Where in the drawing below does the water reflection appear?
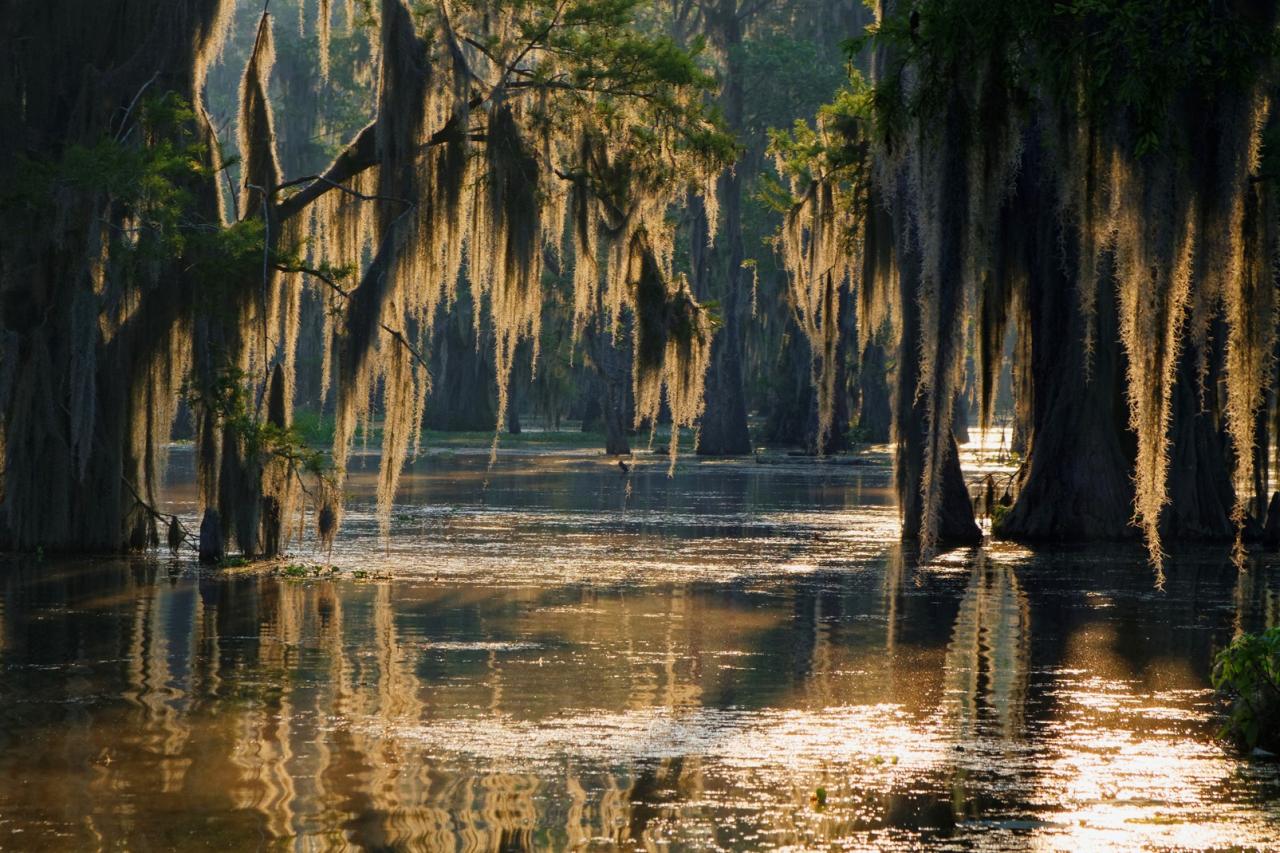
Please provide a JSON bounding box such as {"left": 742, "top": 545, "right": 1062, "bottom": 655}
{"left": 1, "top": 453, "right": 1279, "bottom": 849}
{"left": 944, "top": 552, "right": 1031, "bottom": 743}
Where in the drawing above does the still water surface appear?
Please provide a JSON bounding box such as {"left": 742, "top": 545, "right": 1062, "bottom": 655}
{"left": 1, "top": 444, "right": 1278, "bottom": 850}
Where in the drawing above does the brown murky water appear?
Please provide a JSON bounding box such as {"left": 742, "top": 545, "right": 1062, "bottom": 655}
{"left": 1, "top": 443, "right": 1278, "bottom": 850}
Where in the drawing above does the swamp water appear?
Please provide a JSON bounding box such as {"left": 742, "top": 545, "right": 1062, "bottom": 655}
{"left": 0, "top": 443, "right": 1278, "bottom": 850}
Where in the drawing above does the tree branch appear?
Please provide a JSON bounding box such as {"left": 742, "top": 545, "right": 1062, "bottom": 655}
{"left": 274, "top": 92, "right": 487, "bottom": 225}
{"left": 275, "top": 121, "right": 379, "bottom": 223}
{"left": 275, "top": 261, "right": 432, "bottom": 374}
{"left": 275, "top": 173, "right": 411, "bottom": 208}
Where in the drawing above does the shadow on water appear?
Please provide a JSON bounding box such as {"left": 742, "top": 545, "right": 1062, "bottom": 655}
{"left": 0, "top": 448, "right": 1278, "bottom": 849}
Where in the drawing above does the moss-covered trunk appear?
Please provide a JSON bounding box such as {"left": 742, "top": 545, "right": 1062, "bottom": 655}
{"left": 997, "top": 134, "right": 1237, "bottom": 545}
{"left": 998, "top": 261, "right": 1136, "bottom": 541}
{"left": 0, "top": 0, "right": 228, "bottom": 553}
{"left": 995, "top": 143, "right": 1136, "bottom": 542}
{"left": 695, "top": 1, "right": 751, "bottom": 457}
{"left": 1160, "top": 332, "right": 1236, "bottom": 541}
{"left": 889, "top": 168, "right": 980, "bottom": 547}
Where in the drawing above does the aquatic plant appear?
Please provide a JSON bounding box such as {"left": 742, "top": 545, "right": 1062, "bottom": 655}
{"left": 1213, "top": 626, "right": 1280, "bottom": 754}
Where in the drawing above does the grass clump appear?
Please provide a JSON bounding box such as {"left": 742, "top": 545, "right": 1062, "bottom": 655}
{"left": 277, "top": 563, "right": 335, "bottom": 579}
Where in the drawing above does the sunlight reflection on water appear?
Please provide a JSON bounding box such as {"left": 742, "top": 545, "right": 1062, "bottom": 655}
{"left": 0, "top": 441, "right": 1275, "bottom": 849}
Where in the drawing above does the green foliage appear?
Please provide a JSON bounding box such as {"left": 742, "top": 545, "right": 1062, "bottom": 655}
{"left": 1, "top": 89, "right": 266, "bottom": 321}
{"left": 738, "top": 35, "right": 849, "bottom": 145}
{"left": 1212, "top": 626, "right": 1280, "bottom": 753}
{"left": 293, "top": 410, "right": 337, "bottom": 446}
{"left": 189, "top": 219, "right": 272, "bottom": 317}
{"left": 3, "top": 93, "right": 216, "bottom": 248}
{"left": 435, "top": 0, "right": 736, "bottom": 178}
{"left": 856, "top": 0, "right": 1280, "bottom": 156}
{"left": 279, "top": 562, "right": 334, "bottom": 578}
{"left": 812, "top": 786, "right": 827, "bottom": 809}
{"left": 760, "top": 75, "right": 874, "bottom": 280}
{"left": 185, "top": 368, "right": 330, "bottom": 479}
{"left": 765, "top": 75, "right": 873, "bottom": 194}
{"left": 846, "top": 423, "right": 872, "bottom": 447}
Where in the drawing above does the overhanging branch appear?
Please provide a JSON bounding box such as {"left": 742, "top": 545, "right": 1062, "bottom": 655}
{"left": 275, "top": 261, "right": 432, "bottom": 374}
{"left": 275, "top": 121, "right": 379, "bottom": 223}
{"left": 274, "top": 91, "right": 490, "bottom": 225}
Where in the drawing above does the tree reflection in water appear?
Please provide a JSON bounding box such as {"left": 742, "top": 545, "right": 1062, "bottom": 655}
{"left": 0, "top": 535, "right": 1277, "bottom": 849}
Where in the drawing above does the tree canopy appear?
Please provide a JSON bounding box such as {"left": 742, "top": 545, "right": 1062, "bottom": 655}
{"left": 0, "top": 0, "right": 734, "bottom": 556}
{"left": 773, "top": 0, "right": 1280, "bottom": 565}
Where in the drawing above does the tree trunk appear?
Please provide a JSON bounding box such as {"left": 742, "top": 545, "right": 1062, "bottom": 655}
{"left": 997, "top": 131, "right": 1239, "bottom": 544}
{"left": 694, "top": 2, "right": 751, "bottom": 457}
{"left": 763, "top": 318, "right": 813, "bottom": 447}
{"left": 1160, "top": 330, "right": 1235, "bottom": 540}
{"left": 582, "top": 320, "right": 632, "bottom": 456}
{"left": 506, "top": 339, "right": 529, "bottom": 435}
{"left": 805, "top": 286, "right": 855, "bottom": 455}
{"left": 1009, "top": 323, "right": 1032, "bottom": 458}
{"left": 698, "top": 301, "right": 752, "bottom": 454}
{"left": 0, "top": 0, "right": 229, "bottom": 552}
{"left": 579, "top": 393, "right": 603, "bottom": 432}
{"left": 997, "top": 139, "right": 1135, "bottom": 542}
{"left": 857, "top": 341, "right": 892, "bottom": 443}
{"left": 890, "top": 169, "right": 980, "bottom": 546}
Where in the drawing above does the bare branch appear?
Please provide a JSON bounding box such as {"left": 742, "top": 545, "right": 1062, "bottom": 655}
{"left": 274, "top": 95, "right": 484, "bottom": 224}
{"left": 497, "top": 0, "right": 570, "bottom": 92}
{"left": 114, "top": 71, "right": 159, "bottom": 141}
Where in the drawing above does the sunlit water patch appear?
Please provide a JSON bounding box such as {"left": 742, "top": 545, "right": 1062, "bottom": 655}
{"left": 0, "top": 445, "right": 1275, "bottom": 849}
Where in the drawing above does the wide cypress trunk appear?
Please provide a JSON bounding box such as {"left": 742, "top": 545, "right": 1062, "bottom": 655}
{"left": 890, "top": 171, "right": 981, "bottom": 546}
{"left": 998, "top": 265, "right": 1136, "bottom": 541}
{"left": 1160, "top": 333, "right": 1235, "bottom": 541}
{"left": 996, "top": 147, "right": 1136, "bottom": 542}
{"left": 997, "top": 136, "right": 1237, "bottom": 544}
{"left": 694, "top": 1, "right": 751, "bottom": 457}
{"left": 0, "top": 0, "right": 228, "bottom": 552}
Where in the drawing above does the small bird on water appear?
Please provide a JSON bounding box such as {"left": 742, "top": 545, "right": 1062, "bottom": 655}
{"left": 618, "top": 458, "right": 631, "bottom": 474}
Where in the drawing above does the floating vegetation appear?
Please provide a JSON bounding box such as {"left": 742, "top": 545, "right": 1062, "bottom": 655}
{"left": 277, "top": 562, "right": 335, "bottom": 578}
